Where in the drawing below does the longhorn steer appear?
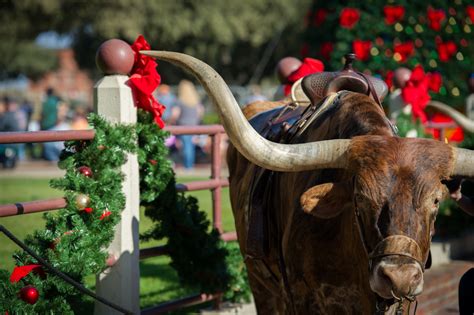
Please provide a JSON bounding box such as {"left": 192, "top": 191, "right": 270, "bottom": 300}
{"left": 143, "top": 51, "right": 474, "bottom": 314}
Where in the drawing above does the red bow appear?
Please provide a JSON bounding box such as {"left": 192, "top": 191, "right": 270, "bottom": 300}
{"left": 394, "top": 42, "right": 414, "bottom": 63}
{"left": 339, "top": 8, "right": 360, "bottom": 29}
{"left": 283, "top": 58, "right": 325, "bottom": 96}
{"left": 10, "top": 264, "right": 43, "bottom": 283}
{"left": 467, "top": 6, "right": 474, "bottom": 23}
{"left": 129, "top": 35, "right": 165, "bottom": 128}
{"left": 353, "top": 40, "right": 372, "bottom": 61}
{"left": 383, "top": 5, "right": 405, "bottom": 25}
{"left": 436, "top": 41, "right": 457, "bottom": 62}
{"left": 427, "top": 8, "right": 446, "bottom": 31}
{"left": 401, "top": 65, "right": 430, "bottom": 123}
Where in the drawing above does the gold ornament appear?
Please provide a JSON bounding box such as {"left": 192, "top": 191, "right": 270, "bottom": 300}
{"left": 75, "top": 194, "right": 90, "bottom": 210}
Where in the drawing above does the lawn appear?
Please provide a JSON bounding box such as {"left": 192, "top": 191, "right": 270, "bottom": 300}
{"left": 0, "top": 175, "right": 236, "bottom": 310}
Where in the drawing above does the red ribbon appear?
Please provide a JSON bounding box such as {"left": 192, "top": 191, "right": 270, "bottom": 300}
{"left": 383, "top": 5, "right": 405, "bottom": 25}
{"left": 10, "top": 264, "right": 43, "bottom": 283}
{"left": 129, "top": 35, "right": 165, "bottom": 128}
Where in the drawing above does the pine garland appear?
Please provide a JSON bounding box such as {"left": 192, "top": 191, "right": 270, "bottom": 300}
{"left": 0, "top": 114, "right": 136, "bottom": 313}
{"left": 137, "top": 110, "right": 251, "bottom": 302}
{"left": 0, "top": 110, "right": 250, "bottom": 313}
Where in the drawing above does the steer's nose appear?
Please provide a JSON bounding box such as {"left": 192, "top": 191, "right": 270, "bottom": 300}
{"left": 376, "top": 262, "right": 423, "bottom": 298}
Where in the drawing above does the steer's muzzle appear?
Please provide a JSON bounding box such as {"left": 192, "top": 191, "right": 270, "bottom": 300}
{"left": 368, "top": 235, "right": 425, "bottom": 300}
{"left": 370, "top": 256, "right": 423, "bottom": 299}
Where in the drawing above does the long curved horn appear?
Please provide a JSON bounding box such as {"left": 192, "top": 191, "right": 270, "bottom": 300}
{"left": 427, "top": 101, "right": 474, "bottom": 133}
{"left": 452, "top": 147, "right": 474, "bottom": 178}
{"left": 141, "top": 50, "right": 350, "bottom": 172}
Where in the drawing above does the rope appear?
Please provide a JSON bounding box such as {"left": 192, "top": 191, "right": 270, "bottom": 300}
{"left": 0, "top": 225, "right": 133, "bottom": 315}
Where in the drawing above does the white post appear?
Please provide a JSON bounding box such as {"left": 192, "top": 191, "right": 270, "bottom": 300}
{"left": 93, "top": 75, "right": 140, "bottom": 314}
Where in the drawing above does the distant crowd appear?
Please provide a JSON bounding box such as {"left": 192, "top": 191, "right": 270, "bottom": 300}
{"left": 0, "top": 88, "right": 90, "bottom": 168}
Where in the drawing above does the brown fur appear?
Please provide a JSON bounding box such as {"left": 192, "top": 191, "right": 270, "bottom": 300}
{"left": 228, "top": 92, "right": 454, "bottom": 314}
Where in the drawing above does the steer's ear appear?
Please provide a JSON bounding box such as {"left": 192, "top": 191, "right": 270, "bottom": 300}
{"left": 300, "top": 181, "right": 352, "bottom": 219}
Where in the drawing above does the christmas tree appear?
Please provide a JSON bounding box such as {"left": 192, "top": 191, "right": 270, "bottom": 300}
{"left": 303, "top": 1, "right": 473, "bottom": 108}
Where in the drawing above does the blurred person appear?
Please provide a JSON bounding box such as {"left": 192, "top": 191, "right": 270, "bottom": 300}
{"left": 388, "top": 67, "right": 412, "bottom": 122}
{"left": 156, "top": 84, "right": 177, "bottom": 124}
{"left": 173, "top": 80, "right": 204, "bottom": 170}
{"left": 42, "top": 99, "right": 71, "bottom": 161}
{"left": 40, "top": 87, "right": 59, "bottom": 131}
{"left": 0, "top": 96, "right": 23, "bottom": 168}
{"left": 445, "top": 178, "right": 474, "bottom": 315}
{"left": 70, "top": 106, "right": 90, "bottom": 130}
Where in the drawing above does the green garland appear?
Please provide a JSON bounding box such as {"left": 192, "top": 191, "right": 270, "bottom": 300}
{"left": 0, "top": 111, "right": 249, "bottom": 313}
{"left": 137, "top": 110, "right": 251, "bottom": 302}
{"left": 0, "top": 114, "right": 136, "bottom": 313}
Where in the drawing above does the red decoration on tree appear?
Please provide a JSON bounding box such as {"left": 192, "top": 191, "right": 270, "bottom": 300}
{"left": 19, "top": 285, "right": 39, "bottom": 305}
{"left": 401, "top": 65, "right": 430, "bottom": 123}
{"left": 100, "top": 210, "right": 112, "bottom": 220}
{"left": 77, "top": 166, "right": 92, "bottom": 177}
{"left": 427, "top": 72, "right": 442, "bottom": 93}
{"left": 385, "top": 70, "right": 394, "bottom": 90}
{"left": 383, "top": 5, "right": 405, "bottom": 25}
{"left": 393, "top": 42, "right": 414, "bottom": 62}
{"left": 283, "top": 58, "right": 325, "bottom": 96}
{"left": 129, "top": 35, "right": 166, "bottom": 128}
{"left": 10, "top": 265, "right": 43, "bottom": 283}
{"left": 148, "top": 159, "right": 157, "bottom": 165}
{"left": 320, "top": 42, "right": 334, "bottom": 61}
{"left": 466, "top": 6, "right": 474, "bottom": 22}
{"left": 353, "top": 40, "right": 372, "bottom": 61}
{"left": 84, "top": 207, "right": 93, "bottom": 214}
{"left": 427, "top": 7, "right": 446, "bottom": 31}
{"left": 313, "top": 9, "right": 328, "bottom": 26}
{"left": 437, "top": 41, "right": 457, "bottom": 62}
{"left": 339, "top": 8, "right": 360, "bottom": 29}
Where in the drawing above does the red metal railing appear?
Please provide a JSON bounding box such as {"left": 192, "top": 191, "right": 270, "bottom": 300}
{"left": 0, "top": 125, "right": 234, "bottom": 314}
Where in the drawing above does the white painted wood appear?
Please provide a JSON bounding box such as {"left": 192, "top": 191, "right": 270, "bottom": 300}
{"left": 94, "top": 75, "right": 140, "bottom": 314}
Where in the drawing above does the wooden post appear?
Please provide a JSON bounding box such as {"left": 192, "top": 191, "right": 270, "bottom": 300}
{"left": 94, "top": 39, "right": 140, "bottom": 314}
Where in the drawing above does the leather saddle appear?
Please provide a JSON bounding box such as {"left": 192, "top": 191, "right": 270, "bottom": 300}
{"left": 295, "top": 53, "right": 388, "bottom": 106}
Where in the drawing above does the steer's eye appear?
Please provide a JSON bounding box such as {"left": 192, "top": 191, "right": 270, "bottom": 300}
{"left": 434, "top": 198, "right": 439, "bottom": 205}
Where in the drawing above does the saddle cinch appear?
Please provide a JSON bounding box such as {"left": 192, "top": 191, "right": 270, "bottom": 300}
{"left": 246, "top": 53, "right": 390, "bottom": 259}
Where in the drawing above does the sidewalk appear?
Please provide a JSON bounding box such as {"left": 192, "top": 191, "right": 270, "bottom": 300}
{"left": 0, "top": 160, "right": 228, "bottom": 179}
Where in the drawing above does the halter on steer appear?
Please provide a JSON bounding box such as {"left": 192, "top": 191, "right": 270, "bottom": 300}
{"left": 353, "top": 191, "right": 425, "bottom": 315}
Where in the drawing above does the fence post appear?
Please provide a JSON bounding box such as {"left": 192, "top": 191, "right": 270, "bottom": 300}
{"left": 94, "top": 40, "right": 140, "bottom": 314}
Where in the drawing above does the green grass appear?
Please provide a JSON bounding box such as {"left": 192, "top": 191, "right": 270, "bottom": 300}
{"left": 0, "top": 176, "right": 236, "bottom": 309}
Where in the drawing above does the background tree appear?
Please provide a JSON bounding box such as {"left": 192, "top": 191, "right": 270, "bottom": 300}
{"left": 1, "top": 0, "right": 311, "bottom": 83}
{"left": 304, "top": 0, "right": 473, "bottom": 107}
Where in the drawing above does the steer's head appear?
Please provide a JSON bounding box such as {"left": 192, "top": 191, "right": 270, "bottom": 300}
{"left": 300, "top": 135, "right": 454, "bottom": 301}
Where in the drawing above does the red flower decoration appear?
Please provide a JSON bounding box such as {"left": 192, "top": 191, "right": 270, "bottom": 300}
{"left": 401, "top": 65, "right": 430, "bottom": 123}
{"left": 129, "top": 35, "right": 166, "bottom": 128}
{"left": 393, "top": 42, "right": 414, "bottom": 62}
{"left": 383, "top": 5, "right": 405, "bottom": 25}
{"left": 100, "top": 210, "right": 112, "bottom": 220}
{"left": 385, "top": 70, "right": 394, "bottom": 90}
{"left": 320, "top": 42, "right": 334, "bottom": 61}
{"left": 339, "top": 8, "right": 360, "bottom": 29}
{"left": 427, "top": 8, "right": 446, "bottom": 31}
{"left": 437, "top": 41, "right": 457, "bottom": 62}
{"left": 283, "top": 58, "right": 325, "bottom": 96}
{"left": 353, "top": 40, "right": 372, "bottom": 61}
{"left": 467, "top": 6, "right": 474, "bottom": 22}
{"left": 427, "top": 72, "right": 442, "bottom": 93}
{"left": 84, "top": 207, "right": 93, "bottom": 214}
{"left": 313, "top": 9, "right": 328, "bottom": 26}
{"left": 10, "top": 265, "right": 43, "bottom": 283}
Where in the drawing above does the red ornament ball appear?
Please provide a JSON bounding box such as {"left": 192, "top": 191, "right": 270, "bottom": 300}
{"left": 96, "top": 39, "right": 135, "bottom": 75}
{"left": 19, "top": 285, "right": 39, "bottom": 304}
{"left": 77, "top": 166, "right": 93, "bottom": 177}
